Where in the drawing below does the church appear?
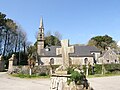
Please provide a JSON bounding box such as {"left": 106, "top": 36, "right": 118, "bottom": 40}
{"left": 36, "top": 18, "right": 101, "bottom": 66}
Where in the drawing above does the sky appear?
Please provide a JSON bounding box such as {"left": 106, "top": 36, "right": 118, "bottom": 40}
{"left": 0, "top": 0, "right": 120, "bottom": 45}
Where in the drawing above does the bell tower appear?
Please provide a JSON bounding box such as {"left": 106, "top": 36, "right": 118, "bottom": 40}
{"left": 37, "top": 18, "right": 44, "bottom": 55}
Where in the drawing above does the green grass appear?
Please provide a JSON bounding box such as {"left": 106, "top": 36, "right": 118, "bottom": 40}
{"left": 12, "top": 74, "right": 50, "bottom": 79}
{"left": 88, "top": 73, "right": 120, "bottom": 78}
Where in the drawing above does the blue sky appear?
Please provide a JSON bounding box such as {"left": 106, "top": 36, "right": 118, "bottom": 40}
{"left": 0, "top": 0, "right": 120, "bottom": 44}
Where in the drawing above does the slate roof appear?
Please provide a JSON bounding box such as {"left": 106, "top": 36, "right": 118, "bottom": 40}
{"left": 41, "top": 45, "right": 100, "bottom": 57}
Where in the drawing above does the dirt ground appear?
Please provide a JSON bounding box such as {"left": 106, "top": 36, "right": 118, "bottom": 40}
{"left": 0, "top": 72, "right": 120, "bottom": 90}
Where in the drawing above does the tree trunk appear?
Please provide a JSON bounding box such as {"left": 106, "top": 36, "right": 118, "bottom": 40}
{"left": 3, "top": 30, "right": 8, "bottom": 56}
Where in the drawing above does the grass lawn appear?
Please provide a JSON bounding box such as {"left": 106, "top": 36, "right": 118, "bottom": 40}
{"left": 11, "top": 74, "right": 50, "bottom": 79}
{"left": 88, "top": 73, "right": 120, "bottom": 78}
{"left": 11, "top": 73, "right": 120, "bottom": 79}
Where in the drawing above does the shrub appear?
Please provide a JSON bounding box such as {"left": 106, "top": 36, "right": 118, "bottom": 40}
{"left": 104, "top": 64, "right": 120, "bottom": 74}
{"left": 83, "top": 65, "right": 93, "bottom": 75}
{"left": 67, "top": 67, "right": 74, "bottom": 74}
{"left": 93, "top": 64, "right": 120, "bottom": 74}
{"left": 70, "top": 71, "right": 84, "bottom": 85}
{"left": 39, "top": 72, "right": 47, "bottom": 76}
{"left": 94, "top": 64, "right": 102, "bottom": 74}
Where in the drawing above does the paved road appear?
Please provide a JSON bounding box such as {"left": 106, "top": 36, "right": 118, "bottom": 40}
{"left": 0, "top": 72, "right": 50, "bottom": 90}
{"left": 0, "top": 72, "right": 120, "bottom": 90}
{"left": 88, "top": 76, "right": 120, "bottom": 90}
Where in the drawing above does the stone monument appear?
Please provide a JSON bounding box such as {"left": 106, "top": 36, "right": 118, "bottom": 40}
{"left": 0, "top": 55, "right": 5, "bottom": 72}
{"left": 50, "top": 39, "right": 90, "bottom": 90}
{"left": 50, "top": 39, "right": 75, "bottom": 90}
{"left": 56, "top": 39, "right": 74, "bottom": 71}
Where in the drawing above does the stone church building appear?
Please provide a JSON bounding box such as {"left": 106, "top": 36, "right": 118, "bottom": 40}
{"left": 36, "top": 18, "right": 101, "bottom": 66}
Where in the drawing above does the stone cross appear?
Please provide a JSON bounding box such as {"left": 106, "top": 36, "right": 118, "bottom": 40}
{"left": 56, "top": 39, "right": 74, "bottom": 70}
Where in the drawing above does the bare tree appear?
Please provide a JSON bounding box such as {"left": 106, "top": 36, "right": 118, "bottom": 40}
{"left": 54, "top": 31, "right": 62, "bottom": 40}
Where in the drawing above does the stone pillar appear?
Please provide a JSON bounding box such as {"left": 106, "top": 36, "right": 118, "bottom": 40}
{"left": 0, "top": 55, "right": 5, "bottom": 72}
{"left": 8, "top": 54, "right": 17, "bottom": 73}
{"left": 8, "top": 57, "right": 14, "bottom": 73}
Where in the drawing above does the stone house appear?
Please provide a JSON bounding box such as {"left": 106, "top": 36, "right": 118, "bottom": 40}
{"left": 98, "top": 47, "right": 119, "bottom": 64}
{"left": 36, "top": 18, "right": 101, "bottom": 66}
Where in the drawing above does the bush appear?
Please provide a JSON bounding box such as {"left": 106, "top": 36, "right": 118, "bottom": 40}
{"left": 82, "top": 65, "right": 86, "bottom": 74}
{"left": 67, "top": 67, "right": 74, "bottom": 74}
{"left": 82, "top": 65, "right": 93, "bottom": 75}
{"left": 39, "top": 72, "right": 47, "bottom": 76}
{"left": 94, "top": 64, "right": 120, "bottom": 74}
{"left": 94, "top": 64, "right": 102, "bottom": 74}
{"left": 104, "top": 64, "right": 120, "bottom": 74}
{"left": 70, "top": 71, "right": 84, "bottom": 85}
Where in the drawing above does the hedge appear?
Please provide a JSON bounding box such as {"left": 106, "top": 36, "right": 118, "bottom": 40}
{"left": 82, "top": 64, "right": 120, "bottom": 75}
{"left": 94, "top": 64, "right": 120, "bottom": 74}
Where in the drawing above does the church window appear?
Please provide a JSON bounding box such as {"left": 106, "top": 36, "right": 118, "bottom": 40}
{"left": 107, "top": 60, "right": 109, "bottom": 63}
{"left": 40, "top": 34, "right": 42, "bottom": 39}
{"left": 50, "top": 58, "right": 54, "bottom": 65}
{"left": 84, "top": 58, "right": 88, "bottom": 65}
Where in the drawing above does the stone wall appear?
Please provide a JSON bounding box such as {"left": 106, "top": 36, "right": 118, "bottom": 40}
{"left": 12, "top": 65, "right": 50, "bottom": 75}
{"left": 40, "top": 57, "right": 94, "bottom": 66}
{"left": 50, "top": 75, "right": 90, "bottom": 90}
{"left": 0, "top": 60, "right": 5, "bottom": 72}
{"left": 40, "top": 57, "right": 62, "bottom": 65}
{"left": 71, "top": 57, "right": 94, "bottom": 65}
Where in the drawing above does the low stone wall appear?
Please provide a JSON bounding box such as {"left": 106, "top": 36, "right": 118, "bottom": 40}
{"left": 12, "top": 65, "right": 50, "bottom": 75}
{"left": 50, "top": 74, "right": 90, "bottom": 90}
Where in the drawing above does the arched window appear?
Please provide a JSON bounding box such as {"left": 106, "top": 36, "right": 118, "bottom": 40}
{"left": 50, "top": 58, "right": 54, "bottom": 65}
{"left": 40, "top": 34, "right": 42, "bottom": 39}
{"left": 107, "top": 60, "right": 109, "bottom": 63}
{"left": 84, "top": 58, "right": 88, "bottom": 65}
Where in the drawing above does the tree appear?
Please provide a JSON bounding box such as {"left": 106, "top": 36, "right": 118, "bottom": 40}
{"left": 0, "top": 12, "right": 6, "bottom": 27}
{"left": 44, "top": 31, "right": 62, "bottom": 47}
{"left": 88, "top": 35, "right": 116, "bottom": 50}
{"left": 0, "top": 12, "right": 29, "bottom": 65}
{"left": 2, "top": 19, "right": 18, "bottom": 56}
{"left": 0, "top": 12, "right": 6, "bottom": 54}
{"left": 44, "top": 35, "right": 61, "bottom": 47}
{"left": 27, "top": 45, "right": 36, "bottom": 55}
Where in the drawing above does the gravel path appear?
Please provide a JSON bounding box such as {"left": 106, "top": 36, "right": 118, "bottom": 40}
{"left": 0, "top": 72, "right": 120, "bottom": 90}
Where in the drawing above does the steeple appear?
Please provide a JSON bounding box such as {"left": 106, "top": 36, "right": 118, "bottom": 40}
{"left": 37, "top": 18, "right": 44, "bottom": 41}
{"left": 39, "top": 17, "right": 44, "bottom": 28}
{"left": 37, "top": 18, "right": 45, "bottom": 56}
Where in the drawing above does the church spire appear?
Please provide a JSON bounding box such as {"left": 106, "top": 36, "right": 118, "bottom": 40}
{"left": 39, "top": 17, "right": 44, "bottom": 28}
{"left": 37, "top": 17, "right": 44, "bottom": 40}
{"left": 37, "top": 17, "right": 45, "bottom": 56}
